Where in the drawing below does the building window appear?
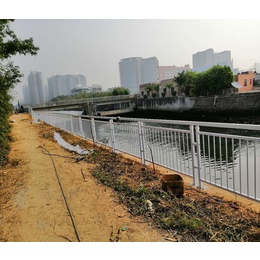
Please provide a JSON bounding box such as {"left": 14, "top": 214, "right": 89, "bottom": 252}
{"left": 244, "top": 79, "right": 247, "bottom": 87}
{"left": 250, "top": 79, "right": 252, "bottom": 85}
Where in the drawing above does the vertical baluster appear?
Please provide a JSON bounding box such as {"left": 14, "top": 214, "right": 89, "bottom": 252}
{"left": 232, "top": 138, "right": 235, "bottom": 192}
{"left": 213, "top": 136, "right": 216, "bottom": 185}
{"left": 203, "top": 134, "right": 206, "bottom": 180}
{"left": 239, "top": 139, "right": 242, "bottom": 194}
{"left": 178, "top": 132, "right": 182, "bottom": 173}
{"left": 186, "top": 133, "right": 190, "bottom": 176}
{"left": 254, "top": 141, "right": 256, "bottom": 199}
{"left": 174, "top": 131, "right": 179, "bottom": 171}
{"left": 182, "top": 132, "right": 186, "bottom": 174}
{"left": 225, "top": 137, "right": 229, "bottom": 189}
{"left": 219, "top": 137, "right": 222, "bottom": 187}
{"left": 247, "top": 140, "right": 249, "bottom": 196}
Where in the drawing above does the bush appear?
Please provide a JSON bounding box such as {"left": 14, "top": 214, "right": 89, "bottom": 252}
{"left": 162, "top": 92, "right": 166, "bottom": 98}
{"left": 152, "top": 92, "right": 157, "bottom": 98}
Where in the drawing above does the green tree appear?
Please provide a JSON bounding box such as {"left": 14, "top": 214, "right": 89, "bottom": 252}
{"left": 0, "top": 19, "right": 39, "bottom": 164}
{"left": 183, "top": 71, "right": 198, "bottom": 96}
{"left": 152, "top": 92, "right": 157, "bottom": 98}
{"left": 174, "top": 71, "right": 186, "bottom": 89}
{"left": 112, "top": 87, "right": 129, "bottom": 96}
{"left": 153, "top": 83, "right": 160, "bottom": 93}
{"left": 146, "top": 84, "right": 153, "bottom": 98}
{"left": 190, "top": 65, "right": 233, "bottom": 96}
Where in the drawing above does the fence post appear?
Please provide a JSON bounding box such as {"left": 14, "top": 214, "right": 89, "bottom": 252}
{"left": 91, "top": 117, "right": 97, "bottom": 143}
{"left": 70, "top": 116, "right": 74, "bottom": 133}
{"left": 195, "top": 125, "right": 202, "bottom": 189}
{"left": 190, "top": 125, "right": 197, "bottom": 186}
{"left": 63, "top": 116, "right": 66, "bottom": 131}
{"left": 141, "top": 121, "right": 146, "bottom": 162}
{"left": 79, "top": 117, "right": 84, "bottom": 137}
{"left": 109, "top": 119, "right": 116, "bottom": 152}
{"left": 138, "top": 121, "right": 145, "bottom": 164}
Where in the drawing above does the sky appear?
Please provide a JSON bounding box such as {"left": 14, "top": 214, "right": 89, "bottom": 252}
{"left": 3, "top": 4, "right": 260, "bottom": 104}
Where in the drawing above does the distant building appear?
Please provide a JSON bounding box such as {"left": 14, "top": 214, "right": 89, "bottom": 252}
{"left": 71, "top": 84, "right": 102, "bottom": 95}
{"left": 159, "top": 65, "right": 190, "bottom": 81}
{"left": 47, "top": 74, "right": 87, "bottom": 100}
{"left": 192, "top": 48, "right": 237, "bottom": 74}
{"left": 27, "top": 71, "right": 45, "bottom": 105}
{"left": 235, "top": 71, "right": 255, "bottom": 93}
{"left": 119, "top": 57, "right": 159, "bottom": 94}
{"left": 141, "top": 57, "right": 159, "bottom": 84}
{"left": 250, "top": 62, "right": 260, "bottom": 73}
{"left": 22, "top": 85, "right": 32, "bottom": 105}
{"left": 91, "top": 84, "right": 102, "bottom": 92}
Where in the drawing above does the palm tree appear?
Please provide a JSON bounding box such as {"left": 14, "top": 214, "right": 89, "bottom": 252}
{"left": 173, "top": 71, "right": 186, "bottom": 95}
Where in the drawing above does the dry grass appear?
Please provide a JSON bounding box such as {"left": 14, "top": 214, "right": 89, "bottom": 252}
{"left": 36, "top": 121, "right": 260, "bottom": 242}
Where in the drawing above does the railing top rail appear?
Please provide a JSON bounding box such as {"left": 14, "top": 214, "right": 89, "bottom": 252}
{"left": 31, "top": 110, "right": 260, "bottom": 131}
{"left": 31, "top": 94, "right": 134, "bottom": 108}
{"left": 81, "top": 115, "right": 260, "bottom": 131}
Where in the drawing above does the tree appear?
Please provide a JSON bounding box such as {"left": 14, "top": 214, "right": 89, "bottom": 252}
{"left": 112, "top": 87, "right": 129, "bottom": 96}
{"left": 165, "top": 82, "right": 174, "bottom": 97}
{"left": 0, "top": 19, "right": 39, "bottom": 164}
{"left": 173, "top": 71, "right": 186, "bottom": 93}
{"left": 183, "top": 71, "right": 198, "bottom": 96}
{"left": 161, "top": 92, "right": 166, "bottom": 98}
{"left": 190, "top": 65, "right": 233, "bottom": 96}
{"left": 152, "top": 92, "right": 157, "bottom": 98}
{"left": 146, "top": 84, "right": 153, "bottom": 98}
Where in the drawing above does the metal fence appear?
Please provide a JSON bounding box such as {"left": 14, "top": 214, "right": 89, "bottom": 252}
{"left": 30, "top": 94, "right": 133, "bottom": 108}
{"left": 30, "top": 109, "right": 260, "bottom": 202}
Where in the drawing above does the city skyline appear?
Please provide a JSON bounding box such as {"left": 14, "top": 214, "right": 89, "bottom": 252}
{"left": 9, "top": 19, "right": 260, "bottom": 102}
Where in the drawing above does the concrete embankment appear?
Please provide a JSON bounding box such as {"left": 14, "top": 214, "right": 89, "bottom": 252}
{"left": 137, "top": 92, "right": 260, "bottom": 114}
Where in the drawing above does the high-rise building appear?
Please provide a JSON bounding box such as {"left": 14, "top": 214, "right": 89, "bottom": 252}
{"left": 22, "top": 85, "right": 31, "bottom": 105}
{"left": 192, "top": 49, "right": 236, "bottom": 73}
{"left": 119, "top": 57, "right": 159, "bottom": 94}
{"left": 159, "top": 65, "right": 190, "bottom": 81}
{"left": 141, "top": 57, "right": 159, "bottom": 84}
{"left": 47, "top": 74, "right": 87, "bottom": 100}
{"left": 27, "top": 71, "right": 45, "bottom": 105}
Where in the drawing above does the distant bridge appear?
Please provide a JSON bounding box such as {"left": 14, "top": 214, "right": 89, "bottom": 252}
{"left": 31, "top": 95, "right": 136, "bottom": 115}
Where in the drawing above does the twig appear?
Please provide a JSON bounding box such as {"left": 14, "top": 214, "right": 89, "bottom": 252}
{"left": 148, "top": 144, "right": 156, "bottom": 174}
{"left": 81, "top": 167, "right": 86, "bottom": 180}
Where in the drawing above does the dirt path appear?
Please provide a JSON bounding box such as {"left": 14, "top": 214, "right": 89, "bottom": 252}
{"left": 0, "top": 113, "right": 164, "bottom": 242}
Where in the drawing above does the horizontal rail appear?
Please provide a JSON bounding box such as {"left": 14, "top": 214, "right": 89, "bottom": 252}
{"left": 200, "top": 131, "right": 260, "bottom": 142}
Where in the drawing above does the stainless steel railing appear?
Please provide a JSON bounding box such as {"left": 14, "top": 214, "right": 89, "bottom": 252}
{"left": 30, "top": 109, "right": 260, "bottom": 202}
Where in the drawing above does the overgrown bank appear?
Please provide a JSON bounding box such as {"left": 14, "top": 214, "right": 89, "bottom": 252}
{"left": 37, "top": 120, "right": 260, "bottom": 242}
{"left": 0, "top": 19, "right": 39, "bottom": 165}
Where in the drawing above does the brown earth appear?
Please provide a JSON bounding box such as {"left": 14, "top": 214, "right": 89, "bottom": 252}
{"left": 0, "top": 113, "right": 165, "bottom": 242}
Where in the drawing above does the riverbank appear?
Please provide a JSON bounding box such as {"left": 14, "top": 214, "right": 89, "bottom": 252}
{"left": 28, "top": 114, "right": 260, "bottom": 241}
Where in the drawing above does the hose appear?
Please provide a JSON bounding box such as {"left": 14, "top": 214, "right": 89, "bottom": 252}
{"left": 40, "top": 146, "right": 81, "bottom": 242}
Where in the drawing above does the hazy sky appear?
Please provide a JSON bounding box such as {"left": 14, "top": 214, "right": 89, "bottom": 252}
{"left": 9, "top": 19, "right": 260, "bottom": 102}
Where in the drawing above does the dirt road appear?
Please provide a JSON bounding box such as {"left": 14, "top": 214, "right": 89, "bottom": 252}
{"left": 0, "top": 113, "right": 164, "bottom": 242}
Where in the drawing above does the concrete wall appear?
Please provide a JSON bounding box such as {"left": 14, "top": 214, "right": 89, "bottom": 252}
{"left": 137, "top": 92, "right": 260, "bottom": 113}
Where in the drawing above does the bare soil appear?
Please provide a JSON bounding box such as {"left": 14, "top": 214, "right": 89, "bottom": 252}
{"left": 0, "top": 113, "right": 164, "bottom": 242}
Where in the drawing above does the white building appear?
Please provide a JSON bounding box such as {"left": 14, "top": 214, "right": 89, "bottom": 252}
{"left": 22, "top": 85, "right": 32, "bottom": 105}
{"left": 47, "top": 74, "right": 87, "bottom": 100}
{"left": 27, "top": 71, "right": 45, "bottom": 105}
{"left": 119, "top": 56, "right": 159, "bottom": 94}
{"left": 192, "top": 49, "right": 236, "bottom": 74}
{"left": 141, "top": 57, "right": 159, "bottom": 84}
{"left": 250, "top": 62, "right": 260, "bottom": 73}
